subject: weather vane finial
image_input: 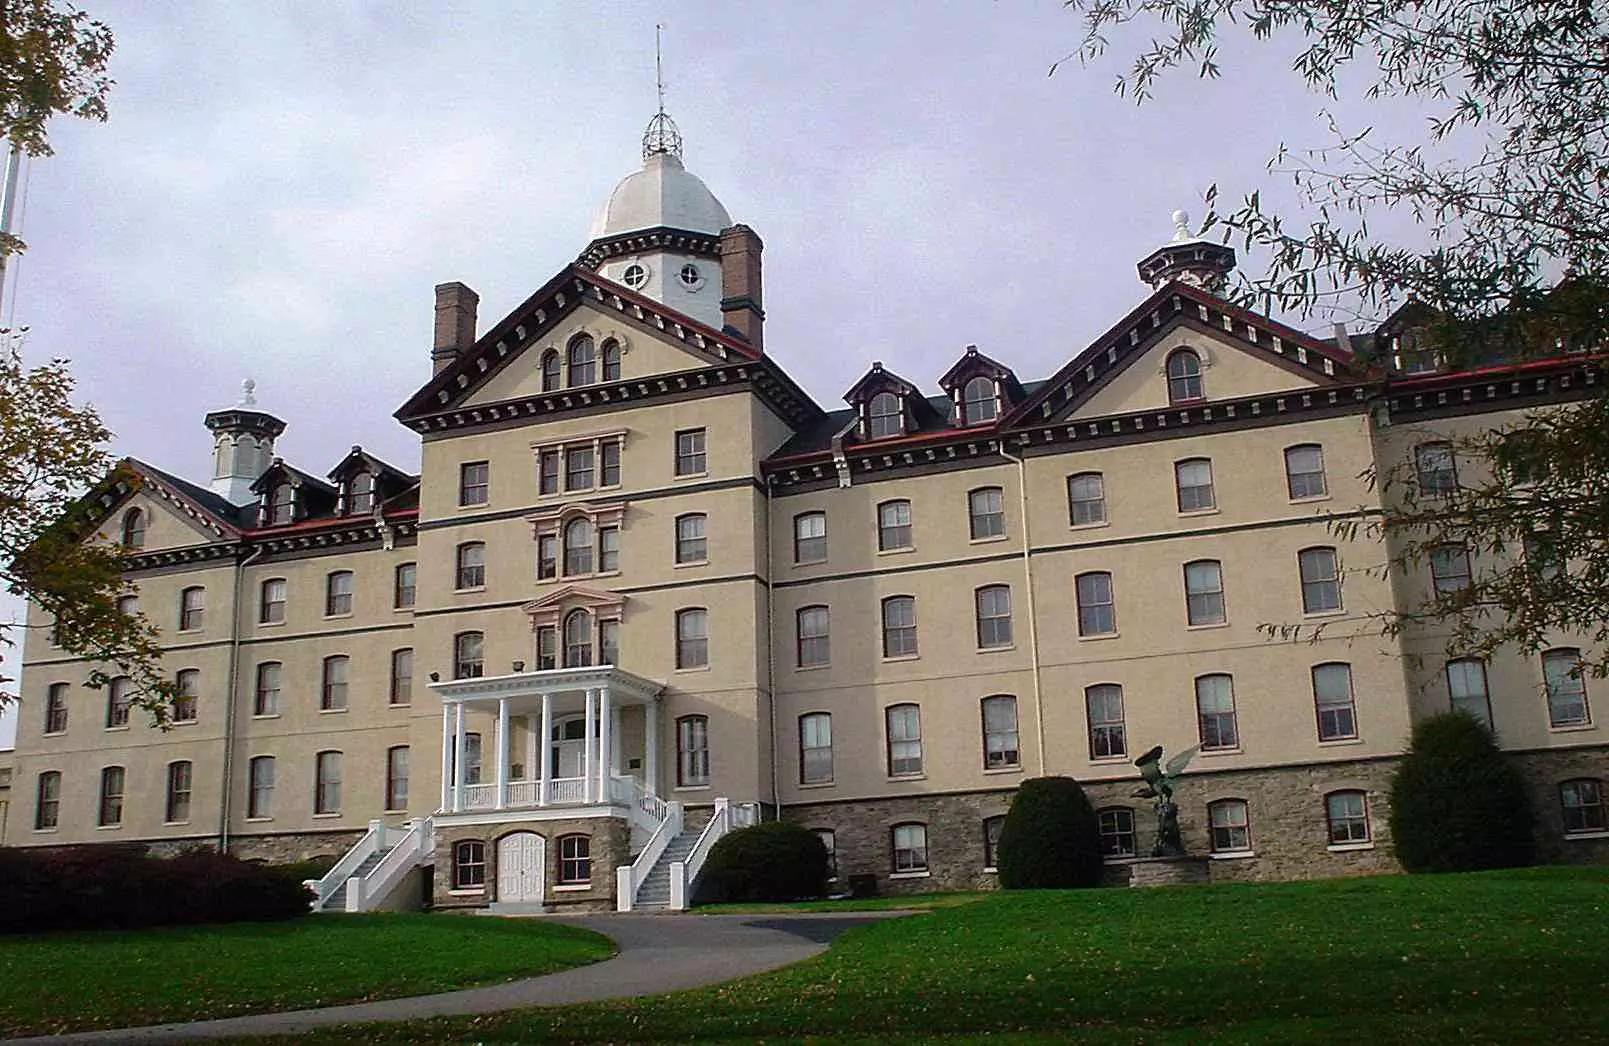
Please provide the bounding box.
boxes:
[642,22,684,161]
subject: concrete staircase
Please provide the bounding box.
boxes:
[632,814,711,911]
[318,846,391,913]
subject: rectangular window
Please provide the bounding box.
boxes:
[676,609,709,669]
[1175,458,1216,512]
[600,618,620,666]
[1415,442,1458,495]
[1184,561,1226,626]
[794,512,827,564]
[891,823,928,873]
[386,746,409,811]
[325,571,353,616]
[1326,791,1370,845]
[677,716,710,787]
[455,632,485,680]
[254,661,281,716]
[315,751,343,815]
[106,677,132,728]
[1299,548,1342,613]
[1430,545,1472,596]
[1067,472,1107,526]
[1195,674,1239,750]
[459,461,489,506]
[975,585,1013,648]
[1285,445,1327,499]
[675,429,707,476]
[453,841,486,889]
[982,695,1019,770]
[1209,800,1251,853]
[99,766,125,827]
[558,835,591,884]
[815,829,837,879]
[35,771,61,829]
[456,542,486,589]
[44,683,68,734]
[536,626,557,670]
[565,445,595,491]
[600,441,621,487]
[166,761,193,823]
[797,606,830,667]
[538,534,558,580]
[1446,659,1492,726]
[1098,808,1136,857]
[321,656,349,711]
[1543,649,1591,727]
[983,816,1005,871]
[1561,779,1607,834]
[390,648,413,705]
[180,587,205,631]
[800,712,833,784]
[877,500,913,551]
[394,563,417,609]
[260,578,286,624]
[599,525,620,573]
[881,596,918,658]
[538,449,561,495]
[1086,684,1126,759]
[968,488,1005,540]
[885,704,923,776]
[1313,663,1358,741]
[248,756,275,819]
[173,669,199,723]
[1075,572,1116,636]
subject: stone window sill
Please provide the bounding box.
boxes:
[1549,723,1596,733]
[1079,631,1120,642]
[1208,850,1255,861]
[319,707,349,715]
[164,820,191,828]
[171,720,198,728]
[983,765,1023,775]
[797,781,835,790]
[969,534,1009,545]
[674,665,711,675]
[95,824,123,831]
[673,784,711,793]
[1069,520,1110,531]
[1290,494,1333,505]
[882,654,921,664]
[877,546,916,557]
[982,865,999,874]
[258,620,285,628]
[673,560,709,570]
[32,827,58,834]
[245,816,273,823]
[887,773,927,783]
[1327,841,1375,853]
[448,888,485,896]
[312,812,342,820]
[1302,608,1348,619]
[323,613,354,622]
[1197,747,1242,758]
[1318,737,1364,747]
[674,471,710,481]
[455,585,487,595]
[253,713,281,720]
[889,870,931,880]
[553,883,591,893]
[977,644,1017,654]
[104,725,131,733]
[1186,621,1230,631]
[795,663,831,672]
[1564,830,1609,841]
[1178,507,1221,518]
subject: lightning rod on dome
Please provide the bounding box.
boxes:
[239,378,257,407]
[642,22,684,162]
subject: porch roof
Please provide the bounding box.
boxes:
[429,665,664,706]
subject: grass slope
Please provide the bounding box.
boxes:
[229,867,1609,1045]
[0,913,613,1037]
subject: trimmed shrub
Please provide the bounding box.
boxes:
[1389,711,1536,873]
[696,821,829,903]
[0,845,312,934]
[997,776,1103,889]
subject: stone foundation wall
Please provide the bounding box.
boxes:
[1513,747,1609,865]
[432,816,629,913]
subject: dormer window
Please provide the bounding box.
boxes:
[1166,349,1205,404]
[267,483,294,526]
[868,392,904,439]
[961,376,998,425]
[120,508,146,550]
[568,335,597,386]
[347,472,374,515]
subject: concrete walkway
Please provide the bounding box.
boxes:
[8,912,904,1045]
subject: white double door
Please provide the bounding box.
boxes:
[497,832,546,904]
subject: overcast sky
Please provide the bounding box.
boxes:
[0,1,1441,745]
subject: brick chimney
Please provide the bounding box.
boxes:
[432,282,480,374]
[718,225,764,352]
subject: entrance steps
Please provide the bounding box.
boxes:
[630,817,710,911]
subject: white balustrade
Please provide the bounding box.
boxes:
[463,783,495,810]
[508,781,539,806]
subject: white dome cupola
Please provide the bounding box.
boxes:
[579,110,734,331]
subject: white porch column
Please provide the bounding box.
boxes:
[597,686,613,803]
[539,692,553,807]
[611,700,623,776]
[495,697,510,808]
[583,688,598,803]
[644,698,659,797]
[452,702,466,813]
[440,703,452,811]
[525,714,538,784]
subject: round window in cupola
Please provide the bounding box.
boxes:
[621,262,649,290]
[678,262,704,291]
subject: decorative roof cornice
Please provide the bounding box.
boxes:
[575,225,723,271]
[82,460,243,542]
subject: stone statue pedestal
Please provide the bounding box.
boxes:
[1126,855,1210,889]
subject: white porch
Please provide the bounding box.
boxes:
[430,665,664,820]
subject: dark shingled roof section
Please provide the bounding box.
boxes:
[137,460,254,528]
[769,383,1047,460]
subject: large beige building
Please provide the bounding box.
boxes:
[8,117,1607,910]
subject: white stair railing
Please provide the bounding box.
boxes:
[304,820,385,912]
[670,797,751,910]
[344,817,434,912]
[615,800,682,912]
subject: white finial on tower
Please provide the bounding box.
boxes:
[642,23,684,161]
[240,377,257,406]
[1172,209,1193,243]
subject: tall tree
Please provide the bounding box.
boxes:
[1056,0,1609,675]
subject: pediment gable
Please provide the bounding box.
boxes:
[1008,281,1361,427]
[397,266,761,423]
[74,459,244,552]
[521,584,627,629]
[844,362,921,404]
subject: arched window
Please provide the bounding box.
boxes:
[1284,444,1327,499]
[1174,457,1216,511]
[259,578,286,623]
[868,392,903,439]
[877,500,913,551]
[268,483,295,525]
[248,755,275,818]
[1312,662,1357,740]
[34,770,61,829]
[885,703,923,776]
[455,541,486,589]
[1445,658,1492,725]
[796,606,830,667]
[981,695,1019,769]
[563,609,594,668]
[120,508,146,549]
[968,487,1004,540]
[254,661,281,716]
[1195,674,1238,750]
[165,760,193,823]
[453,840,486,889]
[1543,648,1591,727]
[799,712,833,783]
[1166,348,1204,403]
[106,676,132,729]
[1298,547,1342,613]
[324,570,354,616]
[453,631,484,679]
[568,335,597,386]
[320,655,349,711]
[676,608,709,669]
[1067,472,1107,526]
[173,669,199,722]
[386,746,410,811]
[564,518,594,575]
[1183,560,1225,625]
[961,376,997,425]
[881,596,918,658]
[974,585,1013,648]
[540,350,561,392]
[675,513,707,565]
[1075,572,1116,636]
[98,765,125,826]
[1086,683,1126,759]
[347,471,374,515]
[793,512,827,563]
[601,339,622,382]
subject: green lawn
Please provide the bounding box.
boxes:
[224,866,1609,1045]
[0,913,613,1037]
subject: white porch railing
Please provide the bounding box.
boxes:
[304,820,384,912]
[449,775,651,816]
[668,798,762,910]
[616,800,684,912]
